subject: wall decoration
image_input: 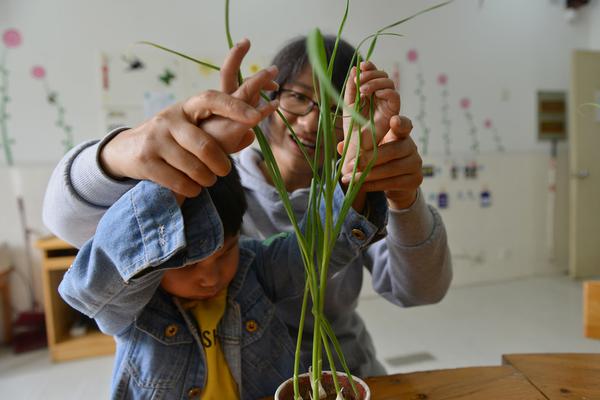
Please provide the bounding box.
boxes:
[406,49,431,155]
[1,28,22,166]
[484,118,505,152]
[480,187,491,208]
[460,97,480,155]
[158,68,176,86]
[437,189,449,209]
[438,73,452,157]
[31,65,74,153]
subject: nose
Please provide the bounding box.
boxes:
[296,107,320,134]
[195,262,220,287]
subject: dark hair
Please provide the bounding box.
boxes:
[206,160,247,237]
[269,35,357,97]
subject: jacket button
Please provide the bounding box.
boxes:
[187,387,202,398]
[245,319,258,333]
[164,324,179,337]
[351,228,366,241]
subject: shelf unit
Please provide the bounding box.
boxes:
[36,236,115,362]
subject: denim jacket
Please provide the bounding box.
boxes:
[59,180,387,400]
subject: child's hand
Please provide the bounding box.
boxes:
[99,40,278,198]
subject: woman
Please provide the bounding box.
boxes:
[43,36,451,377]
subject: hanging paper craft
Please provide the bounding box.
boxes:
[480,187,492,207]
[0,28,22,166]
[422,164,435,177]
[31,65,74,153]
[450,164,459,180]
[122,55,145,71]
[407,49,431,155]
[159,68,176,86]
[464,161,478,179]
[484,118,505,152]
[437,189,449,209]
[460,97,480,155]
[438,73,452,157]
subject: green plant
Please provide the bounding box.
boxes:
[144,1,451,398]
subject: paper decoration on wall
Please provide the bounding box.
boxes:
[0,28,22,166]
[392,62,400,90]
[480,187,491,207]
[406,49,431,155]
[450,163,459,180]
[31,65,74,153]
[422,164,435,177]
[438,73,452,157]
[484,118,505,152]
[437,189,449,209]
[464,161,478,179]
[159,68,176,86]
[122,55,145,71]
[460,97,480,154]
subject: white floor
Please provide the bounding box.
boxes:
[0,274,598,399]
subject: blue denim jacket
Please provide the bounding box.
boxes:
[59,180,386,400]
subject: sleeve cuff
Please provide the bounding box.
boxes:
[387,189,435,247]
[70,127,137,207]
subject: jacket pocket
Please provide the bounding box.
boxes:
[125,308,194,390]
[239,289,295,397]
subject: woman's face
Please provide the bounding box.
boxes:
[268,66,344,179]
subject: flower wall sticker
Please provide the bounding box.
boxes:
[460,96,480,154]
[438,73,452,157]
[484,118,505,152]
[31,65,74,153]
[1,28,22,166]
[407,49,431,155]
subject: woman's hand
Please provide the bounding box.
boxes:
[342,115,422,210]
[99,40,278,198]
[342,61,401,151]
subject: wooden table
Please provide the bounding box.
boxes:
[267,353,600,399]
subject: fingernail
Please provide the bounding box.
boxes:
[341,175,350,183]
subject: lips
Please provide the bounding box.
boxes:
[289,134,316,150]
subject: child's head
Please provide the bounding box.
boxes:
[161,163,248,300]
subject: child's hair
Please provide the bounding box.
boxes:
[206,159,247,237]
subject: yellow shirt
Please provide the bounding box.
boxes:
[189,290,240,400]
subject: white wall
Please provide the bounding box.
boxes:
[1,0,599,335]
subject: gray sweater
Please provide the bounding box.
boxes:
[43,130,452,377]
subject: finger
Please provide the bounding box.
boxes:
[183,90,262,126]
[170,121,232,177]
[359,61,377,71]
[143,158,204,198]
[383,115,413,142]
[349,154,421,183]
[347,138,417,171]
[356,70,389,86]
[344,66,358,105]
[360,78,396,96]
[360,174,423,193]
[234,65,279,105]
[160,135,219,187]
[221,38,251,93]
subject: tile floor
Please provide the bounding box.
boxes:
[0,274,598,399]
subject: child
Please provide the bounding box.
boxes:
[59,161,386,399]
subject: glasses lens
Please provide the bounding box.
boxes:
[279,90,313,115]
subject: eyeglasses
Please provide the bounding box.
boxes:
[278,89,344,131]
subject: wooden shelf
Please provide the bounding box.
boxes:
[36,236,115,362]
[51,330,115,362]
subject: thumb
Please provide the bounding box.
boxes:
[383,115,413,143]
